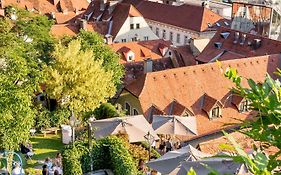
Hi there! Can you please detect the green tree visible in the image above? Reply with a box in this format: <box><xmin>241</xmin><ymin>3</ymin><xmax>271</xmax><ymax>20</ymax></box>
<box><xmin>45</xmin><ymin>40</ymin><xmax>116</xmax><ymax>116</ymax></box>
<box><xmin>76</xmin><ymin>30</ymin><xmax>124</xmax><ymax>87</ymax></box>
<box><xmin>0</xmin><ymin>7</ymin><xmax>52</xmax><ymax>172</ymax></box>
<box><xmin>93</xmin><ymin>102</ymin><xmax>125</xmax><ymax>120</ymax></box>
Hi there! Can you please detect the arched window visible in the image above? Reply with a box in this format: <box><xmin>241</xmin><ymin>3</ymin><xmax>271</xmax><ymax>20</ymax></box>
<box><xmin>125</xmin><ymin>102</ymin><xmax>131</xmax><ymax>115</ymax></box>
<box><xmin>133</xmin><ymin>109</ymin><xmax>139</xmax><ymax>115</ymax></box>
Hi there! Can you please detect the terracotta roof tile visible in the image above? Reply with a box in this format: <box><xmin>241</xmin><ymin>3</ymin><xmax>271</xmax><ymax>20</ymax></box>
<box><xmin>135</xmin><ymin>0</ymin><xmax>228</xmax><ymax>32</ymax></box>
<box><xmin>124</xmin><ymin>54</ymin><xmax>281</xmax><ymax>139</ymax></box>
<box><xmin>50</xmin><ymin>21</ymin><xmax>108</xmax><ymax>38</ymax></box>
<box><xmin>54</xmin><ymin>11</ymin><xmax>84</xmax><ymax>24</ymax></box>
<box><xmin>1</xmin><ymin>0</ymin><xmax>88</xmax><ymax>14</ymax></box>
<box><xmin>110</xmin><ymin>39</ymin><xmax>171</xmax><ymax>63</ymax></box>
<box><xmin>164</xmin><ymin>99</ymin><xmax>194</xmax><ymax>116</ymax></box>
<box><xmin>196</xmin><ymin>27</ymin><xmax>281</xmax><ymax>63</ymax></box>
<box><xmin>199</xmin><ymin>131</ymin><xmax>280</xmax><ymax>158</ymax></box>
<box><xmin>231</xmin><ymin>94</ymin><xmax>244</xmax><ymax>107</ymax></box>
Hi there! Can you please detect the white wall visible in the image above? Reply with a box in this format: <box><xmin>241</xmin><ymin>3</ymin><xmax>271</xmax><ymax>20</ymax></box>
<box><xmin>147</xmin><ymin>20</ymin><xmax>215</xmax><ymax>46</ymax></box>
<box><xmin>114</xmin><ymin>16</ymin><xmax>159</xmax><ymax>43</ymax></box>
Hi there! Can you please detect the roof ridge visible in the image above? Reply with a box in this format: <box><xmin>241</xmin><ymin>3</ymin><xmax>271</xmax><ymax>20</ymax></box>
<box><xmin>145</xmin><ymin>54</ymin><xmax>280</xmax><ymax>76</ymax></box>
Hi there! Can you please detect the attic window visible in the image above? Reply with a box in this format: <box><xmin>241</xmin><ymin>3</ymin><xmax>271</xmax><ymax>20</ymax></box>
<box><xmin>207</xmin><ymin>23</ymin><xmax>212</xmax><ymax>28</ymax></box>
<box><xmin>224</xmin><ymin>21</ymin><xmax>229</xmax><ymax>26</ymax></box>
<box><xmin>215</xmin><ymin>22</ymin><xmax>221</xmax><ymax>27</ymax></box>
<box><xmin>211</xmin><ymin>106</ymin><xmax>220</xmax><ymax>118</ymax></box>
<box><xmin>128</xmin><ymin>55</ymin><xmax>134</xmax><ymax>61</ymax></box>
<box><xmin>239</xmin><ymin>100</ymin><xmax>249</xmax><ymax>113</ymax></box>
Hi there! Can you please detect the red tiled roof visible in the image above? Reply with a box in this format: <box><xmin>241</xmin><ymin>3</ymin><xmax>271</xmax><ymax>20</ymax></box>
<box><xmin>134</xmin><ymin>0</ymin><xmax>227</xmax><ymax>32</ymax></box>
<box><xmin>109</xmin><ymin>39</ymin><xmax>172</xmax><ymax>63</ymax></box>
<box><xmin>84</xmin><ymin>0</ymin><xmax>142</xmax><ymax>39</ymax></box>
<box><xmin>164</xmin><ymin>99</ymin><xmax>194</xmax><ymax>116</ymax></box>
<box><xmin>196</xmin><ymin>27</ymin><xmax>281</xmax><ymax>63</ymax></box>
<box><xmin>124</xmin><ymin>54</ymin><xmax>281</xmax><ymax>139</ymax></box>
<box><xmin>231</xmin><ymin>94</ymin><xmax>244</xmax><ymax>107</ymax></box>
<box><xmin>50</xmin><ymin>21</ymin><xmax>108</xmax><ymax>38</ymax></box>
<box><xmin>1</xmin><ymin>0</ymin><xmax>88</xmax><ymax>14</ymax></box>
<box><xmin>54</xmin><ymin>11</ymin><xmax>84</xmax><ymax>24</ymax></box>
<box><xmin>199</xmin><ymin>131</ymin><xmax>280</xmax><ymax>158</ymax></box>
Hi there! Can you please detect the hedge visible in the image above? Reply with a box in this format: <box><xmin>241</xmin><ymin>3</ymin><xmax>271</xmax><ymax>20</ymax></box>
<box><xmin>62</xmin><ymin>142</ymin><xmax>89</xmax><ymax>175</ymax></box>
<box><xmin>92</xmin><ymin>136</ymin><xmax>138</xmax><ymax>175</ymax></box>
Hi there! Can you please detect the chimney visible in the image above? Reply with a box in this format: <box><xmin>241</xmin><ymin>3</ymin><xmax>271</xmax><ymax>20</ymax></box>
<box><xmin>79</xmin><ymin>19</ymin><xmax>87</xmax><ymax>31</ymax></box>
<box><xmin>100</xmin><ymin>0</ymin><xmax>106</xmax><ymax>11</ymax></box>
<box><xmin>144</xmin><ymin>58</ymin><xmax>153</xmax><ymax>74</ymax></box>
<box><xmin>105</xmin><ymin>34</ymin><xmax>113</xmax><ymax>44</ymax></box>
<box><xmin>108</xmin><ymin>1</ymin><xmax>118</xmax><ymax>14</ymax></box>
<box><xmin>233</xmin><ymin>32</ymin><xmax>240</xmax><ymax>44</ymax></box>
<box><xmin>52</xmin><ymin>0</ymin><xmax>60</xmax><ymax>6</ymax></box>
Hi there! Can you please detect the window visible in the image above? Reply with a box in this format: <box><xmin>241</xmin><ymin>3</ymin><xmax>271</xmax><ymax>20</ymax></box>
<box><xmin>136</xmin><ymin>23</ymin><xmax>140</xmax><ymax>29</ymax></box>
<box><xmin>144</xmin><ymin>36</ymin><xmax>149</xmax><ymax>41</ymax></box>
<box><xmin>184</xmin><ymin>36</ymin><xmax>190</xmax><ymax>45</ymax></box>
<box><xmin>130</xmin><ymin>24</ymin><xmax>134</xmax><ymax>30</ymax></box>
<box><xmin>125</xmin><ymin>102</ymin><xmax>131</xmax><ymax>115</ymax></box>
<box><xmin>121</xmin><ymin>39</ymin><xmax>126</xmax><ymax>42</ymax></box>
<box><xmin>156</xmin><ymin>28</ymin><xmax>159</xmax><ymax>36</ymax></box>
<box><xmin>163</xmin><ymin>30</ymin><xmax>166</xmax><ymax>39</ymax></box>
<box><xmin>240</xmin><ymin>100</ymin><xmax>249</xmax><ymax>112</ymax></box>
<box><xmin>131</xmin><ymin>37</ymin><xmax>137</xmax><ymax>41</ymax></box>
<box><xmin>169</xmin><ymin>32</ymin><xmax>173</xmax><ymax>41</ymax></box>
<box><xmin>133</xmin><ymin>109</ymin><xmax>139</xmax><ymax>115</ymax></box>
<box><xmin>149</xmin><ymin>25</ymin><xmax>152</xmax><ymax>30</ymax></box>
<box><xmin>176</xmin><ymin>33</ymin><xmax>180</xmax><ymax>43</ymax></box>
<box><xmin>211</xmin><ymin>106</ymin><xmax>220</xmax><ymax>118</ymax></box>
<box><xmin>128</xmin><ymin>55</ymin><xmax>134</xmax><ymax>61</ymax></box>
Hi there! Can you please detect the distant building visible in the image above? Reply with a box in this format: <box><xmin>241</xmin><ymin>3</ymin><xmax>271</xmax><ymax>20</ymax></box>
<box><xmin>195</xmin><ymin>27</ymin><xmax>281</xmax><ymax>64</ymax></box>
<box><xmin>81</xmin><ymin>0</ymin><xmax>158</xmax><ymax>43</ymax></box>
<box><xmin>231</xmin><ymin>1</ymin><xmax>281</xmax><ymax>40</ymax></box>
<box><xmin>129</xmin><ymin>0</ymin><xmax>231</xmax><ymax>46</ymax></box>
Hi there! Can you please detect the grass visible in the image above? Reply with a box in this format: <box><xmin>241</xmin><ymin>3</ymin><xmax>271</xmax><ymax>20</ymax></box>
<box><xmin>18</xmin><ymin>134</ymin><xmax>64</xmax><ymax>170</ymax></box>
<box><xmin>30</xmin><ymin>134</ymin><xmax>64</xmax><ymax>161</ymax></box>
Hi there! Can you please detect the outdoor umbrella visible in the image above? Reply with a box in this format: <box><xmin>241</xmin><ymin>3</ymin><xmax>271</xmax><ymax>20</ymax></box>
<box><xmin>172</xmin><ymin>157</ymin><xmax>245</xmax><ymax>175</ymax></box>
<box><xmin>91</xmin><ymin>115</ymin><xmax>159</xmax><ymax>143</ymax></box>
<box><xmin>152</xmin><ymin>115</ymin><xmax>198</xmax><ymax>136</ymax></box>
<box><xmin>146</xmin><ymin>145</ymin><xmax>211</xmax><ymax>174</ymax></box>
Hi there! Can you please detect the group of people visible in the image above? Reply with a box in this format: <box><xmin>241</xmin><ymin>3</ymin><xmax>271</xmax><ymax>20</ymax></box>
<box><xmin>42</xmin><ymin>153</ymin><xmax>63</xmax><ymax>175</ymax></box>
<box><xmin>158</xmin><ymin>138</ymin><xmax>182</xmax><ymax>155</ymax></box>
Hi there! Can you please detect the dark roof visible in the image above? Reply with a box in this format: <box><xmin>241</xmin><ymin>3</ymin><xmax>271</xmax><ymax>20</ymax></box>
<box><xmin>196</xmin><ymin>27</ymin><xmax>281</xmax><ymax>63</ymax></box>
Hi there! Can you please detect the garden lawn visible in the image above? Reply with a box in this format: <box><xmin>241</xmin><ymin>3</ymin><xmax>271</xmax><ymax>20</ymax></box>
<box><xmin>30</xmin><ymin>134</ymin><xmax>64</xmax><ymax>161</ymax></box>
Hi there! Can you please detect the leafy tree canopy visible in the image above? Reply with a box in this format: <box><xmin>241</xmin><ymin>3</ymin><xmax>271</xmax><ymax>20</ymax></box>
<box><xmin>45</xmin><ymin>40</ymin><xmax>116</xmax><ymax>115</ymax></box>
<box><xmin>0</xmin><ymin>7</ymin><xmax>54</xmax><ymax>152</ymax></box>
<box><xmin>63</xmin><ymin>30</ymin><xmax>124</xmax><ymax>87</ymax></box>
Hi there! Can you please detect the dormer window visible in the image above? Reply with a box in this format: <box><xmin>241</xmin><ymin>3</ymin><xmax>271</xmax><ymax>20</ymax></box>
<box><xmin>126</xmin><ymin>50</ymin><xmax>135</xmax><ymax>62</ymax></box>
<box><xmin>202</xmin><ymin>94</ymin><xmax>223</xmax><ymax>119</ymax></box>
<box><xmin>211</xmin><ymin>106</ymin><xmax>220</xmax><ymax>118</ymax></box>
<box><xmin>133</xmin><ymin>108</ymin><xmax>139</xmax><ymax>115</ymax></box>
<box><xmin>239</xmin><ymin>100</ymin><xmax>249</xmax><ymax>112</ymax></box>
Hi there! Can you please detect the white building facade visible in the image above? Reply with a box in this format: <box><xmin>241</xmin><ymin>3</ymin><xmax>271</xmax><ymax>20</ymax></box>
<box><xmin>114</xmin><ymin>16</ymin><xmax>159</xmax><ymax>43</ymax></box>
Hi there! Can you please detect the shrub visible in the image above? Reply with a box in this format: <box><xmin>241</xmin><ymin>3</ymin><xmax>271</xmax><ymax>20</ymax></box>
<box><xmin>92</xmin><ymin>136</ymin><xmax>138</xmax><ymax>175</ymax></box>
<box><xmin>62</xmin><ymin>143</ymin><xmax>89</xmax><ymax>175</ymax></box>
